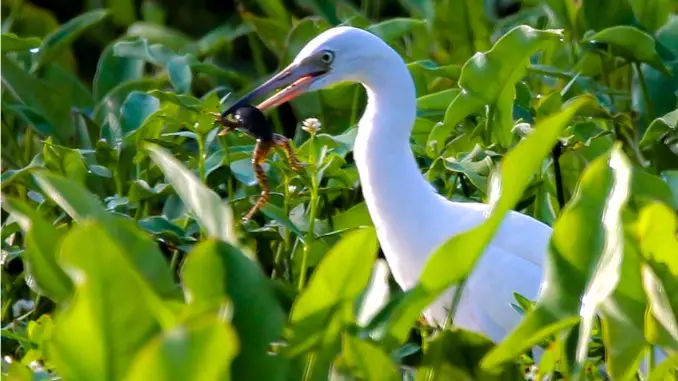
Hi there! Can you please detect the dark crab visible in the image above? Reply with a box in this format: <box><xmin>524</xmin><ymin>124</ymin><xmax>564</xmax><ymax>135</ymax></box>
<box><xmin>214</xmin><ymin>105</ymin><xmax>304</xmax><ymax>221</ymax></box>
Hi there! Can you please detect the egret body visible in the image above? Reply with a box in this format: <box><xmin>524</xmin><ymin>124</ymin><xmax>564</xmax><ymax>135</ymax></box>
<box><xmin>223</xmin><ymin>26</ymin><xmax>552</xmax><ymax>343</ymax></box>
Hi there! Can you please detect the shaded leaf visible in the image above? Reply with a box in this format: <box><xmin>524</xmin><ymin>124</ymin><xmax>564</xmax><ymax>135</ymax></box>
<box><xmin>585</xmin><ymin>25</ymin><xmax>671</xmax><ymax>75</ymax></box>
<box><xmin>33</xmin><ymin>10</ymin><xmax>109</xmax><ymax>72</ymax></box>
<box><xmin>93</xmin><ymin>39</ymin><xmax>145</xmax><ymax>101</ymax></box>
<box><xmin>124</xmin><ymin>318</ymin><xmax>238</xmax><ymax>381</ymax></box>
<box><xmin>48</xmin><ymin>221</ymin><xmax>164</xmax><ymax>381</ymax></box>
<box><xmin>1</xmin><ymin>33</ymin><xmax>41</xmax><ymax>52</ymax></box>
<box><xmin>181</xmin><ymin>239</ymin><xmax>285</xmax><ymax>381</ymax></box>
<box><xmin>146</xmin><ymin>144</ymin><xmax>238</xmax><ymax>249</ymax></box>
<box><xmin>0</xmin><ymin>197</ymin><xmax>73</xmax><ymax>302</ymax></box>
<box><xmin>418</xmin><ymin>329</ymin><xmax>522</xmax><ymax>381</ymax></box>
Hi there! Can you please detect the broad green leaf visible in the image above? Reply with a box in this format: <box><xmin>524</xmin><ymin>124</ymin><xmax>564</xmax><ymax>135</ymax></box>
<box><xmin>428</xmin><ymin>26</ymin><xmax>564</xmax><ymax>154</ymax></box>
<box><xmin>1</xmin><ymin>33</ymin><xmax>41</xmax><ymax>52</ymax></box>
<box><xmin>407</xmin><ymin>60</ymin><xmax>462</xmax><ymax>81</ymax></box>
<box><xmin>366</xmin><ymin>18</ymin><xmax>425</xmax><ymax>43</ymax></box>
<box><xmin>1</xmin><ymin>56</ymin><xmax>72</xmax><ymax>142</ymax></box>
<box><xmin>42</xmin><ymin>139</ymin><xmax>87</xmax><ymax>185</ymax></box>
<box><xmin>628</xmin><ymin>0</ymin><xmax>673</xmax><ymax>33</ymax></box>
<box><xmin>599</xmin><ymin>238</ymin><xmax>648</xmax><ymax>380</ymax></box>
<box><xmin>48</xmin><ymin>221</ymin><xmax>163</xmax><ymax>381</ymax></box>
<box><xmin>93</xmin><ymin>40</ymin><xmax>145</xmax><ymax>101</ymax></box>
<box><xmin>384</xmin><ymin>96</ymin><xmax>589</xmax><ymax>346</ymax></box>
<box><xmin>640</xmin><ymin>109</ymin><xmax>678</xmax><ymax>149</ymax></box>
<box><xmin>106</xmin><ymin>0</ymin><xmax>135</xmax><ymax>26</ymax></box>
<box><xmin>580</xmin><ymin>0</ymin><xmax>636</xmax><ymax>31</ymax></box>
<box><xmin>482</xmin><ymin>145</ymin><xmax>634</xmax><ymax>370</ymax></box>
<box><xmin>94</xmin><ymin>77</ymin><xmax>166</xmax><ymax>128</ymax></box>
<box><xmin>0</xmin><ymin>197</ymin><xmax>73</xmax><ymax>303</ymax></box>
<box><xmin>336</xmin><ymin>336</ymin><xmax>399</xmax><ymax>381</ymax></box>
<box><xmin>433</xmin><ymin>0</ymin><xmax>491</xmax><ymax>63</ymax></box>
<box><xmin>242</xmin><ymin>14</ymin><xmax>288</xmax><ymax>56</ymax></box>
<box><xmin>124</xmin><ymin>318</ymin><xmax>238</xmax><ymax>381</ymax></box>
<box><xmin>637</xmin><ymin>203</ymin><xmax>678</xmax><ymax>346</ymax></box>
<box><xmin>42</xmin><ymin>64</ymin><xmax>94</xmax><ymax>110</ymax></box>
<box><xmin>288</xmin><ymin>227</ymin><xmax>379</xmax><ymax>348</ymax></box>
<box><xmin>32</xmin><ymin>10</ymin><xmax>109</xmax><ymax>72</ymax></box>
<box><xmin>417</xmin><ymin>329</ymin><xmax>522</xmax><ymax>381</ymax></box>
<box><xmin>31</xmin><ymin>171</ymin><xmax>179</xmax><ymax>299</ymax></box>
<box><xmin>148</xmin><ymin>89</ymin><xmax>202</xmax><ymax>111</ymax></box>
<box><xmin>120</xmin><ymin>91</ymin><xmax>160</xmax><ymax>137</ymax></box>
<box><xmin>126</xmin><ymin>22</ymin><xmax>194</xmax><ymax>52</ymax></box>
<box><xmin>417</xmin><ymin>89</ymin><xmax>461</xmax><ymax>111</ymax></box>
<box><xmin>181</xmin><ymin>239</ymin><xmax>285</xmax><ymax>381</ymax></box>
<box><xmin>648</xmin><ymin>353</ymin><xmax>678</xmax><ymax>381</ymax></box>
<box><xmin>137</xmin><ymin>216</ymin><xmax>185</xmax><ymax>242</ymax></box>
<box><xmin>146</xmin><ymin>144</ymin><xmax>238</xmax><ymax>248</ymax></box>
<box><xmin>166</xmin><ymin>55</ymin><xmax>192</xmax><ymax>94</ymax></box>
<box><xmin>585</xmin><ymin>26</ymin><xmax>671</xmax><ymax>76</ymax></box>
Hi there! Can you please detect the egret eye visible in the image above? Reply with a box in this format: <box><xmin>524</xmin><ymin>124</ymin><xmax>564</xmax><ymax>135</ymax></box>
<box><xmin>320</xmin><ymin>50</ymin><xmax>334</xmax><ymax>64</ymax></box>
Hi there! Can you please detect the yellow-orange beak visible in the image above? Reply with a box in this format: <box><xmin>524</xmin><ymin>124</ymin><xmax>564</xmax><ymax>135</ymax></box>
<box><xmin>220</xmin><ymin>60</ymin><xmax>328</xmax><ymax>119</ymax></box>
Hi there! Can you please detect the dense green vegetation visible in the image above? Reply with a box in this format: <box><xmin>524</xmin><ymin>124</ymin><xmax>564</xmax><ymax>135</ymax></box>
<box><xmin>2</xmin><ymin>0</ymin><xmax>678</xmax><ymax>380</ymax></box>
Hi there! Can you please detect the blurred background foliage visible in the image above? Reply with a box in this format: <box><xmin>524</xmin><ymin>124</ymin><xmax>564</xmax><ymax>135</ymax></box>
<box><xmin>2</xmin><ymin>0</ymin><xmax>678</xmax><ymax>380</ymax></box>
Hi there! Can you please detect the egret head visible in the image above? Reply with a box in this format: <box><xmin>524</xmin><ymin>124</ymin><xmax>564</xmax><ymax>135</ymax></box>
<box><xmin>221</xmin><ymin>26</ymin><xmax>391</xmax><ymax>117</ymax></box>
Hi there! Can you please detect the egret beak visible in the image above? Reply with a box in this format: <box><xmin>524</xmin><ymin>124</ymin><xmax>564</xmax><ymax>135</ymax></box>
<box><xmin>220</xmin><ymin>60</ymin><xmax>328</xmax><ymax>118</ymax></box>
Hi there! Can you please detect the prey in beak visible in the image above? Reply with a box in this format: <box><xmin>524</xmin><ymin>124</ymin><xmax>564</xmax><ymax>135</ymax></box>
<box><xmin>214</xmin><ymin>50</ymin><xmax>332</xmax><ymax>128</ymax></box>
<box><xmin>211</xmin><ymin>52</ymin><xmax>331</xmax><ymax>221</ymax></box>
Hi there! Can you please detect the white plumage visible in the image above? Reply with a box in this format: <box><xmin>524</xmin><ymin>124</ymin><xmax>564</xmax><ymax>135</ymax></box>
<box><xmin>227</xmin><ymin>26</ymin><xmax>552</xmax><ymax>344</ymax></box>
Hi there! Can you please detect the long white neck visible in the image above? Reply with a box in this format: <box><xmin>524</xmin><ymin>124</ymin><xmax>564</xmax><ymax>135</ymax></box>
<box><xmin>353</xmin><ymin>50</ymin><xmax>445</xmax><ymax>279</ymax></box>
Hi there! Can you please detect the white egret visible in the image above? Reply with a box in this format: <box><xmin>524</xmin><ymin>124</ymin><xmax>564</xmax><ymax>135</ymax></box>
<box><xmin>222</xmin><ymin>26</ymin><xmax>551</xmax><ymax>344</ymax></box>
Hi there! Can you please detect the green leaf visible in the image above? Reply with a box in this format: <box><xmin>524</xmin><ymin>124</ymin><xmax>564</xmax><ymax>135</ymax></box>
<box><xmin>585</xmin><ymin>26</ymin><xmax>671</xmax><ymax>76</ymax></box>
<box><xmin>637</xmin><ymin>203</ymin><xmax>678</xmax><ymax>347</ymax></box>
<box><xmin>1</xmin><ymin>56</ymin><xmax>72</xmax><ymax>142</ymax></box>
<box><xmin>599</xmin><ymin>237</ymin><xmax>648</xmax><ymax>380</ymax></box>
<box><xmin>181</xmin><ymin>239</ymin><xmax>285</xmax><ymax>381</ymax></box>
<box><xmin>166</xmin><ymin>55</ymin><xmax>192</xmax><ymax>94</ymax></box>
<box><xmin>32</xmin><ymin>10</ymin><xmax>109</xmax><ymax>72</ymax></box>
<box><xmin>640</xmin><ymin>108</ymin><xmax>678</xmax><ymax>149</ymax></box>
<box><xmin>417</xmin><ymin>329</ymin><xmax>522</xmax><ymax>381</ymax></box>
<box><xmin>120</xmin><ymin>91</ymin><xmax>160</xmax><ymax>137</ymax></box>
<box><xmin>384</xmin><ymin>96</ymin><xmax>589</xmax><ymax>346</ymax></box>
<box><xmin>0</xmin><ymin>197</ymin><xmax>73</xmax><ymax>303</ymax></box>
<box><xmin>366</xmin><ymin>18</ymin><xmax>425</xmax><ymax>43</ymax></box>
<box><xmin>124</xmin><ymin>318</ymin><xmax>238</xmax><ymax>381</ymax></box>
<box><xmin>417</xmin><ymin>89</ymin><xmax>461</xmax><ymax>111</ymax></box>
<box><xmin>93</xmin><ymin>40</ymin><xmax>145</xmax><ymax>101</ymax></box>
<box><xmin>648</xmin><ymin>353</ymin><xmax>678</xmax><ymax>381</ymax></box>
<box><xmin>126</xmin><ymin>22</ymin><xmax>194</xmax><ymax>52</ymax></box>
<box><xmin>31</xmin><ymin>171</ymin><xmax>179</xmax><ymax>299</ymax></box>
<box><xmin>42</xmin><ymin>64</ymin><xmax>94</xmax><ymax>110</ymax></box>
<box><xmin>1</xmin><ymin>32</ymin><xmax>41</xmax><ymax>52</ymax></box>
<box><xmin>48</xmin><ymin>221</ymin><xmax>164</xmax><ymax>381</ymax></box>
<box><xmin>482</xmin><ymin>145</ymin><xmax>634</xmax><ymax>370</ymax></box>
<box><xmin>242</xmin><ymin>14</ymin><xmax>288</xmax><ymax>56</ymax></box>
<box><xmin>148</xmin><ymin>89</ymin><xmax>202</xmax><ymax>111</ymax></box>
<box><xmin>288</xmin><ymin>227</ymin><xmax>379</xmax><ymax>349</ymax></box>
<box><xmin>428</xmin><ymin>26</ymin><xmax>564</xmax><ymax>154</ymax></box>
<box><xmin>137</xmin><ymin>216</ymin><xmax>185</xmax><ymax>242</ymax></box>
<box><xmin>146</xmin><ymin>144</ymin><xmax>238</xmax><ymax>249</ymax></box>
<box><xmin>336</xmin><ymin>336</ymin><xmax>399</xmax><ymax>381</ymax></box>
<box><xmin>580</xmin><ymin>0</ymin><xmax>636</xmax><ymax>31</ymax></box>
<box><xmin>628</xmin><ymin>0</ymin><xmax>673</xmax><ymax>33</ymax></box>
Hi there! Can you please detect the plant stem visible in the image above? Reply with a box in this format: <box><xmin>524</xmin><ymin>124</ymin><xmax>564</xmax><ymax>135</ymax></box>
<box><xmin>301</xmin><ymin>352</ymin><xmax>317</xmax><ymax>381</ymax></box>
<box><xmin>635</xmin><ymin>62</ymin><xmax>655</xmax><ymax>120</ymax></box>
<box><xmin>552</xmin><ymin>142</ymin><xmax>565</xmax><ymax>210</ymax></box>
<box><xmin>197</xmin><ymin>133</ymin><xmax>207</xmax><ymax>183</ymax></box>
<box><xmin>298</xmin><ymin>135</ymin><xmax>319</xmax><ymax>290</ymax></box>
<box><xmin>442</xmin><ymin>278</ymin><xmax>467</xmax><ymax>330</ymax></box>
